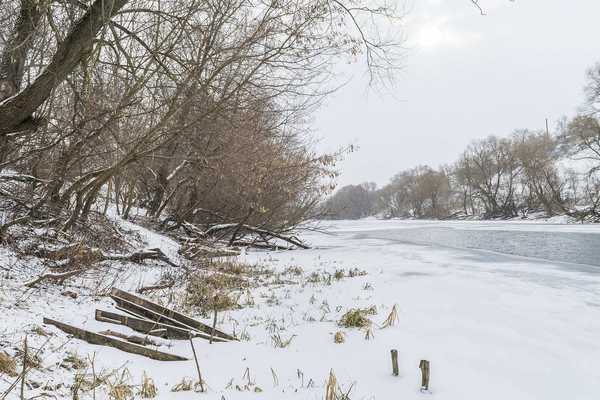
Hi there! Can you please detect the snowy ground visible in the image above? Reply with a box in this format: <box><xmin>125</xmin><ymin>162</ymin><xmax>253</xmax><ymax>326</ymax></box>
<box><xmin>1</xmin><ymin>218</ymin><xmax>600</xmax><ymax>399</ymax></box>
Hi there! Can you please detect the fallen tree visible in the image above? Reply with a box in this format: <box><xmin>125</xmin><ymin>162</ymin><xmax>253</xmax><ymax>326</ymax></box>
<box><xmin>25</xmin><ymin>246</ymin><xmax>183</xmax><ymax>287</ymax></box>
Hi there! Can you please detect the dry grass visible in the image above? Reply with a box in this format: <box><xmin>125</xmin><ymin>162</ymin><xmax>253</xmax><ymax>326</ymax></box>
<box><xmin>283</xmin><ymin>265</ymin><xmax>304</xmax><ymax>276</ymax></box>
<box><xmin>334</xmin><ymin>331</ymin><xmax>345</xmax><ymax>344</ymax></box>
<box><xmin>108</xmin><ymin>369</ymin><xmax>133</xmax><ymax>400</ymax></box>
<box><xmin>348</xmin><ymin>268</ymin><xmax>367</xmax><ymax>277</ymax></box>
<box><xmin>185</xmin><ymin>272</ymin><xmax>246</xmax><ymax>314</ymax></box>
<box><xmin>325</xmin><ymin>370</ymin><xmax>337</xmax><ymax>400</ymax></box>
<box><xmin>364</xmin><ymin>327</ymin><xmax>374</xmax><ymax>340</ymax></box>
<box><xmin>333</xmin><ymin>269</ymin><xmax>345</xmax><ymax>280</ymax></box>
<box><xmin>338</xmin><ymin>306</ymin><xmax>377</xmax><ymax>328</ymax></box>
<box><xmin>109</xmin><ymin>383</ymin><xmax>133</xmax><ymax>400</ymax></box>
<box><xmin>380</xmin><ymin>304</ymin><xmax>399</xmax><ymax>329</ymax></box>
<box><xmin>171</xmin><ymin>377</ymin><xmax>193</xmax><ymax>392</ymax></box>
<box><xmin>62</xmin><ymin>352</ymin><xmax>87</xmax><ymax>370</ymax></box>
<box><xmin>15</xmin><ymin>346</ymin><xmax>42</xmax><ymax>370</ymax></box>
<box><xmin>271</xmin><ymin>332</ymin><xmax>296</xmax><ymax>348</ymax></box>
<box><xmin>31</xmin><ymin>325</ymin><xmax>50</xmax><ymax>337</ymax></box>
<box><xmin>325</xmin><ymin>369</ymin><xmax>354</xmax><ymax>400</ymax></box>
<box><xmin>138</xmin><ymin>372</ymin><xmax>157</xmax><ymax>398</ymax></box>
<box><xmin>0</xmin><ymin>351</ymin><xmax>17</xmax><ymax>377</ymax></box>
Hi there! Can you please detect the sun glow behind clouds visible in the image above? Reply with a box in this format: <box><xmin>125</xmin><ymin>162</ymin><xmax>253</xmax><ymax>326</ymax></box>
<box><xmin>411</xmin><ymin>15</ymin><xmax>483</xmax><ymax>49</ymax></box>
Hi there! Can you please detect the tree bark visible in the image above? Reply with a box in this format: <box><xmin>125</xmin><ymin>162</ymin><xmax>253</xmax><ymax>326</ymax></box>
<box><xmin>0</xmin><ymin>0</ymin><xmax>129</xmax><ymax>134</ymax></box>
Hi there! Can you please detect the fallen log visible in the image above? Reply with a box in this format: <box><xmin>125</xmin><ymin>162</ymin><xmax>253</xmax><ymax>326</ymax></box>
<box><xmin>42</xmin><ymin>318</ymin><xmax>188</xmax><ymax>361</ymax></box>
<box><xmin>95</xmin><ymin>310</ymin><xmax>228</xmax><ymax>342</ymax></box>
<box><xmin>110</xmin><ymin>288</ymin><xmax>236</xmax><ymax>341</ymax></box>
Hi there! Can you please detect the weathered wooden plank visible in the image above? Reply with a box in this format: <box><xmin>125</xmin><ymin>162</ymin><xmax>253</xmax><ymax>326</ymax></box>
<box><xmin>110</xmin><ymin>288</ymin><xmax>236</xmax><ymax>341</ymax></box>
<box><xmin>42</xmin><ymin>318</ymin><xmax>188</xmax><ymax>361</ymax></box>
<box><xmin>95</xmin><ymin>310</ymin><xmax>229</xmax><ymax>342</ymax></box>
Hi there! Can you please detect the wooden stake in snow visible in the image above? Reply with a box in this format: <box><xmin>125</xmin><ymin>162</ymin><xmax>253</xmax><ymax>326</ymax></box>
<box><xmin>419</xmin><ymin>360</ymin><xmax>430</xmax><ymax>391</ymax></box>
<box><xmin>390</xmin><ymin>349</ymin><xmax>399</xmax><ymax>376</ymax></box>
<box><xmin>20</xmin><ymin>336</ymin><xmax>27</xmax><ymax>400</ymax></box>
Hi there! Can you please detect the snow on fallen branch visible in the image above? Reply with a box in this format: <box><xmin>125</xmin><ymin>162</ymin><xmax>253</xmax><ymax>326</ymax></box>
<box><xmin>25</xmin><ymin>246</ymin><xmax>184</xmax><ymax>287</ymax></box>
<box><xmin>203</xmin><ymin>223</ymin><xmax>309</xmax><ymax>249</ymax></box>
<box><xmin>24</xmin><ymin>269</ymin><xmax>83</xmax><ymax>288</ymax></box>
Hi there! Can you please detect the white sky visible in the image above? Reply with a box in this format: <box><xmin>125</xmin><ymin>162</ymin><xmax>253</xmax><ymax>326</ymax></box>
<box><xmin>314</xmin><ymin>0</ymin><xmax>600</xmax><ymax>187</ymax></box>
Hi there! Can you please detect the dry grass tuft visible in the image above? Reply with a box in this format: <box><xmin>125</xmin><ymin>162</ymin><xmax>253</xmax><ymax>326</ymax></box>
<box><xmin>325</xmin><ymin>370</ymin><xmax>337</xmax><ymax>400</ymax></box>
<box><xmin>109</xmin><ymin>383</ymin><xmax>133</xmax><ymax>400</ymax></box>
<box><xmin>62</xmin><ymin>352</ymin><xmax>87</xmax><ymax>370</ymax></box>
<box><xmin>380</xmin><ymin>304</ymin><xmax>399</xmax><ymax>329</ymax></box>
<box><xmin>348</xmin><ymin>268</ymin><xmax>367</xmax><ymax>277</ymax></box>
<box><xmin>31</xmin><ymin>325</ymin><xmax>50</xmax><ymax>337</ymax></box>
<box><xmin>185</xmin><ymin>272</ymin><xmax>247</xmax><ymax>314</ymax></box>
<box><xmin>108</xmin><ymin>369</ymin><xmax>133</xmax><ymax>400</ymax></box>
<box><xmin>211</xmin><ymin>259</ymin><xmax>248</xmax><ymax>275</ymax></box>
<box><xmin>138</xmin><ymin>372</ymin><xmax>157</xmax><ymax>398</ymax></box>
<box><xmin>364</xmin><ymin>327</ymin><xmax>374</xmax><ymax>340</ymax></box>
<box><xmin>284</xmin><ymin>265</ymin><xmax>304</xmax><ymax>276</ymax></box>
<box><xmin>333</xmin><ymin>331</ymin><xmax>345</xmax><ymax>344</ymax></box>
<box><xmin>0</xmin><ymin>351</ymin><xmax>17</xmax><ymax>377</ymax></box>
<box><xmin>338</xmin><ymin>306</ymin><xmax>377</xmax><ymax>328</ymax></box>
<box><xmin>324</xmin><ymin>369</ymin><xmax>354</xmax><ymax>400</ymax></box>
<box><xmin>171</xmin><ymin>377</ymin><xmax>193</xmax><ymax>392</ymax></box>
<box><xmin>271</xmin><ymin>332</ymin><xmax>296</xmax><ymax>348</ymax></box>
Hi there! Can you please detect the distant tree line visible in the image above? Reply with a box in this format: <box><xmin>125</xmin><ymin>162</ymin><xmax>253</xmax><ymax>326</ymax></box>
<box><xmin>321</xmin><ymin>63</ymin><xmax>600</xmax><ymax>222</ymax></box>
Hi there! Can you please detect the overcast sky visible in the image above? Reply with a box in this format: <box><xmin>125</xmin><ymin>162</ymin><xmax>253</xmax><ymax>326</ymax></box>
<box><xmin>314</xmin><ymin>0</ymin><xmax>600</xmax><ymax>187</ymax></box>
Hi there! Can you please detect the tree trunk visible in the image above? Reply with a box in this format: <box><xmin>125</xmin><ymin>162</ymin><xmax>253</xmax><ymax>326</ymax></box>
<box><xmin>0</xmin><ymin>0</ymin><xmax>130</xmax><ymax>134</ymax></box>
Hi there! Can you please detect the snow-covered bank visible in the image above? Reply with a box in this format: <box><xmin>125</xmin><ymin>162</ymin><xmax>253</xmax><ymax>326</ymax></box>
<box><xmin>2</xmin><ymin>219</ymin><xmax>600</xmax><ymax>399</ymax></box>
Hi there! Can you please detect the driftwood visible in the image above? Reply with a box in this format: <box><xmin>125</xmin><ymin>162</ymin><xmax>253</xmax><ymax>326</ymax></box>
<box><xmin>42</xmin><ymin>318</ymin><xmax>188</xmax><ymax>361</ymax></box>
<box><xmin>95</xmin><ymin>309</ymin><xmax>228</xmax><ymax>342</ymax></box>
<box><xmin>110</xmin><ymin>288</ymin><xmax>236</xmax><ymax>341</ymax></box>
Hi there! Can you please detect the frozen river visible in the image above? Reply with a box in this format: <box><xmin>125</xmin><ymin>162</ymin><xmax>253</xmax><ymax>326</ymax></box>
<box><xmin>324</xmin><ymin>219</ymin><xmax>600</xmax><ymax>271</ymax></box>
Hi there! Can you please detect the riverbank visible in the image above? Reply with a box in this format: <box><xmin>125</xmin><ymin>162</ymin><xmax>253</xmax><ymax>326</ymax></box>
<box><xmin>1</xmin><ymin>219</ymin><xmax>599</xmax><ymax>399</ymax></box>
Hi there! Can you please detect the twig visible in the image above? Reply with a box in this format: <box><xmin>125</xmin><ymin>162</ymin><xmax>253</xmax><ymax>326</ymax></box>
<box><xmin>209</xmin><ymin>307</ymin><xmax>217</xmax><ymax>345</ymax></box>
<box><xmin>20</xmin><ymin>336</ymin><xmax>27</xmax><ymax>400</ymax></box>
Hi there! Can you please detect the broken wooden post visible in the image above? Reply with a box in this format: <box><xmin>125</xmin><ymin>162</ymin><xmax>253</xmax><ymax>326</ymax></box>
<box><xmin>419</xmin><ymin>360</ymin><xmax>430</xmax><ymax>391</ymax></box>
<box><xmin>390</xmin><ymin>349</ymin><xmax>399</xmax><ymax>376</ymax></box>
<box><xmin>20</xmin><ymin>336</ymin><xmax>27</xmax><ymax>400</ymax></box>
<box><xmin>189</xmin><ymin>335</ymin><xmax>204</xmax><ymax>392</ymax></box>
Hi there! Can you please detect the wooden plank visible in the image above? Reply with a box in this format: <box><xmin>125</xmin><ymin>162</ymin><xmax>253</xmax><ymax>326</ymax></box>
<box><xmin>42</xmin><ymin>318</ymin><xmax>188</xmax><ymax>361</ymax></box>
<box><xmin>110</xmin><ymin>288</ymin><xmax>236</xmax><ymax>341</ymax></box>
<box><xmin>95</xmin><ymin>310</ymin><xmax>229</xmax><ymax>342</ymax></box>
